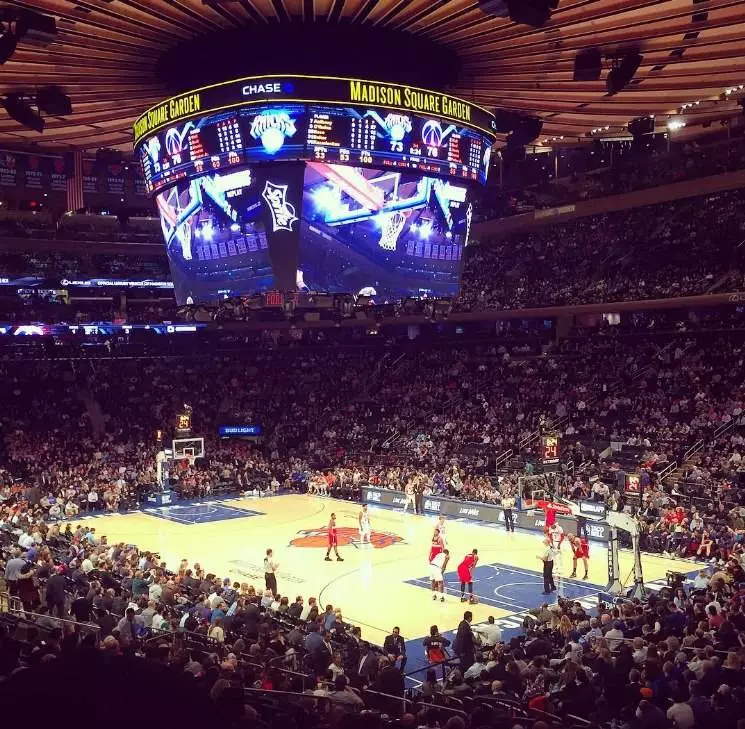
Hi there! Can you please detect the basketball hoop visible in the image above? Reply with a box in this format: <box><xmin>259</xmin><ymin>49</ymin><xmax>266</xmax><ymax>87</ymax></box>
<box><xmin>378</xmin><ymin>211</ymin><xmax>406</xmax><ymax>251</ymax></box>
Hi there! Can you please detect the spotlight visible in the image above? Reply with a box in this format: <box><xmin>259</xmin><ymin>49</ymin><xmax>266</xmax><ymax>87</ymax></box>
<box><xmin>606</xmin><ymin>51</ymin><xmax>643</xmax><ymax>95</ymax></box>
<box><xmin>2</xmin><ymin>92</ymin><xmax>43</xmax><ymax>132</ymax></box>
<box><xmin>36</xmin><ymin>86</ymin><xmax>72</xmax><ymax>116</ymax></box>
<box><xmin>666</xmin><ymin>118</ymin><xmax>686</xmax><ymax>131</ymax></box>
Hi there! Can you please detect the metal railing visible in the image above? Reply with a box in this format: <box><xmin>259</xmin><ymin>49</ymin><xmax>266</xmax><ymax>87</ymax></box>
<box><xmin>0</xmin><ymin>597</ymin><xmax>101</xmax><ymax>641</ymax></box>
<box><xmin>0</xmin><ymin>591</ymin><xmax>22</xmax><ymax>614</ymax></box>
<box><xmin>494</xmin><ymin>448</ymin><xmax>513</xmax><ymax>471</ymax></box>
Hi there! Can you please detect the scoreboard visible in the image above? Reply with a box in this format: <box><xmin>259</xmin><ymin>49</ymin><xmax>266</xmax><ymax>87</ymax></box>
<box><xmin>134</xmin><ymin>75</ymin><xmax>496</xmax><ymax>195</ymax></box>
<box><xmin>541</xmin><ymin>434</ymin><xmax>560</xmax><ymax>472</ymax></box>
<box><xmin>306</xmin><ymin>105</ymin><xmax>490</xmax><ymax>183</ymax></box>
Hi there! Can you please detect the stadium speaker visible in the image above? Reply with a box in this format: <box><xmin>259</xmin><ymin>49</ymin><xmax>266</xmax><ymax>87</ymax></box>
<box><xmin>0</xmin><ymin>30</ymin><xmax>18</xmax><ymax>64</ymax></box>
<box><xmin>606</xmin><ymin>52</ymin><xmax>643</xmax><ymax>95</ymax></box>
<box><xmin>12</xmin><ymin>8</ymin><xmax>57</xmax><ymax>37</ymax></box>
<box><xmin>493</xmin><ymin>109</ymin><xmax>521</xmax><ymax>133</ymax></box>
<box><xmin>628</xmin><ymin>116</ymin><xmax>655</xmax><ymax>137</ymax></box>
<box><xmin>512</xmin><ymin>116</ymin><xmax>543</xmax><ymax>144</ymax></box>
<box><xmin>574</xmin><ymin>49</ymin><xmax>602</xmax><ymax>81</ymax></box>
<box><xmin>37</xmin><ymin>86</ymin><xmax>72</xmax><ymax>116</ymax></box>
<box><xmin>96</xmin><ymin>148</ymin><xmax>124</xmax><ymax>166</ymax></box>
<box><xmin>479</xmin><ymin>0</ymin><xmax>559</xmax><ymax>27</ymax></box>
<box><xmin>2</xmin><ymin>93</ymin><xmax>44</xmax><ymax>133</ymax></box>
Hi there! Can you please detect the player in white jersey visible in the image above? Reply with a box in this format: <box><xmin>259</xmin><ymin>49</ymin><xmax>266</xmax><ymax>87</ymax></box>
<box><xmin>358</xmin><ymin>504</ymin><xmax>372</xmax><ymax>546</ymax></box>
<box><xmin>403</xmin><ymin>480</ymin><xmax>416</xmax><ymax>513</ymax></box>
<box><xmin>436</xmin><ymin>515</ymin><xmax>448</xmax><ymax>547</ymax></box>
<box><xmin>429</xmin><ymin>549</ymin><xmax>450</xmax><ymax>602</ymax></box>
<box><xmin>547</xmin><ymin>523</ymin><xmax>565</xmax><ymax>551</ymax></box>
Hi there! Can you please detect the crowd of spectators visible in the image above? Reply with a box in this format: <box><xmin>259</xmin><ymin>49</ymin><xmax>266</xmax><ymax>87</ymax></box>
<box><xmin>477</xmin><ymin>135</ymin><xmax>745</xmax><ymax>219</ymax></box>
<box><xmin>2</xmin><ymin>135</ymin><xmax>745</xmax><ymax>727</ymax></box>
<box><xmin>461</xmin><ymin>188</ymin><xmax>745</xmax><ymax>312</ymax></box>
<box><xmin>3</xmin><ymin>466</ymin><xmax>745</xmax><ymax>729</ymax></box>
<box><xmin>0</xmin><ymin>324</ymin><xmax>742</xmax><ymax>727</ymax></box>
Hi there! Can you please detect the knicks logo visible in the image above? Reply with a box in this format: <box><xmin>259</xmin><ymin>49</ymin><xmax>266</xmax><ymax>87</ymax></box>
<box><xmin>290</xmin><ymin>527</ymin><xmax>403</xmax><ymax>550</ymax></box>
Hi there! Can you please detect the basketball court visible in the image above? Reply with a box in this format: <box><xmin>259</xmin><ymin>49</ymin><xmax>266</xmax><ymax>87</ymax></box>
<box><xmin>76</xmin><ymin>493</ymin><xmax>698</xmax><ymax>658</ymax></box>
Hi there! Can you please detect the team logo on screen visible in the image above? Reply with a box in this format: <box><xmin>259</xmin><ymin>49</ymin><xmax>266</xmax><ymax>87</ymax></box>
<box><xmin>249</xmin><ymin>111</ymin><xmax>297</xmax><ymax>154</ymax></box>
<box><xmin>262</xmin><ymin>181</ymin><xmax>298</xmax><ymax>232</ymax></box>
<box><xmin>289</xmin><ymin>527</ymin><xmax>404</xmax><ymax>550</ymax></box>
<box><xmin>383</xmin><ymin>113</ymin><xmax>412</xmax><ymax>141</ymax></box>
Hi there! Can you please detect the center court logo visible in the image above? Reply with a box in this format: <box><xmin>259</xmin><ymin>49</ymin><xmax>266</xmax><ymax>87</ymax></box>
<box><xmin>290</xmin><ymin>527</ymin><xmax>403</xmax><ymax>550</ymax></box>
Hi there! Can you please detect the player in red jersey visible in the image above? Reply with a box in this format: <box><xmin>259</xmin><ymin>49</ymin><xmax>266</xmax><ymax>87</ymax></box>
<box><xmin>325</xmin><ymin>513</ymin><xmax>344</xmax><ymax>562</ymax></box>
<box><xmin>543</xmin><ymin>502</ymin><xmax>557</xmax><ymax>533</ymax></box>
<box><xmin>569</xmin><ymin>534</ymin><xmax>589</xmax><ymax>579</ymax></box>
<box><xmin>457</xmin><ymin>549</ymin><xmax>479</xmax><ymax>604</ymax></box>
<box><xmin>429</xmin><ymin>528</ymin><xmax>444</xmax><ymax>564</ymax></box>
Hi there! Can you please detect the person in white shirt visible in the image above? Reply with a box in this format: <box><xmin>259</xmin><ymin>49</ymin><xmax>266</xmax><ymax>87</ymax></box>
<box><xmin>149</xmin><ymin>579</ymin><xmax>163</xmax><ymax>602</ymax></box>
<box><xmin>605</xmin><ymin>621</ymin><xmax>625</xmax><ymax>650</ymax></box>
<box><xmin>17</xmin><ymin>531</ymin><xmax>35</xmax><ymax>550</ymax></box>
<box><xmin>429</xmin><ymin>549</ymin><xmax>450</xmax><ymax>603</ymax></box>
<box><xmin>87</xmin><ymin>489</ymin><xmax>99</xmax><ymax>511</ymax></box>
<box><xmin>472</xmin><ymin>616</ymin><xmax>502</xmax><ymax>648</ymax></box>
<box><xmin>463</xmin><ymin>654</ymin><xmax>488</xmax><ymax>680</ymax></box>
<box><xmin>667</xmin><ymin>694</ymin><xmax>695</xmax><ymax>729</ymax></box>
<box><xmin>358</xmin><ymin>505</ymin><xmax>372</xmax><ymax>547</ymax></box>
<box><xmin>264</xmin><ymin>548</ymin><xmax>279</xmax><ymax>596</ymax></box>
<box><xmin>300</xmin><ymin>597</ymin><xmax>317</xmax><ymax>621</ymax></box>
<box><xmin>436</xmin><ymin>515</ymin><xmax>448</xmax><ymax>547</ymax></box>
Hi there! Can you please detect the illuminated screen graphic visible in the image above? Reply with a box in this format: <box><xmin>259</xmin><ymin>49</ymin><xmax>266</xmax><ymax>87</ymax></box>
<box><xmin>298</xmin><ymin>163</ymin><xmax>470</xmax><ymax>299</ymax></box>
<box><xmin>306</xmin><ymin>105</ymin><xmax>490</xmax><ymax>185</ymax></box>
<box><xmin>141</xmin><ymin>104</ymin><xmax>307</xmax><ymax>195</ymax></box>
<box><xmin>140</xmin><ymin>103</ymin><xmax>490</xmax><ymax>194</ymax></box>
<box><xmin>155</xmin><ymin>163</ymin><xmax>302</xmax><ymax>304</ymax></box>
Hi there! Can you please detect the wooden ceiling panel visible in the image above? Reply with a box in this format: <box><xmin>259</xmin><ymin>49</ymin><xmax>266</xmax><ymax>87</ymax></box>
<box><xmin>0</xmin><ymin>0</ymin><xmax>742</xmax><ymax>150</ymax></box>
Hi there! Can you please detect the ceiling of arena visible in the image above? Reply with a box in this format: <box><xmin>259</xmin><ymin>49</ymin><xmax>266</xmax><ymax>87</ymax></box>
<box><xmin>1</xmin><ymin>0</ymin><xmax>745</xmax><ymax>153</ymax></box>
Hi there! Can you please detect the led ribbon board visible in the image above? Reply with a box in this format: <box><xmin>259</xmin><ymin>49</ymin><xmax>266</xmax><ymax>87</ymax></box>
<box><xmin>133</xmin><ymin>76</ymin><xmax>497</xmax><ymax>145</ymax></box>
<box><xmin>134</xmin><ymin>76</ymin><xmax>496</xmax><ymax>193</ymax></box>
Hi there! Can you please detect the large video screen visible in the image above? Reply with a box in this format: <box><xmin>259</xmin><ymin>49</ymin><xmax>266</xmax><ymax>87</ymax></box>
<box><xmin>306</xmin><ymin>105</ymin><xmax>491</xmax><ymax>184</ymax></box>
<box><xmin>155</xmin><ymin>163</ymin><xmax>302</xmax><ymax>304</ymax></box>
<box><xmin>139</xmin><ymin>105</ymin><xmax>492</xmax><ymax>195</ymax></box>
<box><xmin>141</xmin><ymin>104</ymin><xmax>307</xmax><ymax>195</ymax></box>
<box><xmin>298</xmin><ymin>163</ymin><xmax>470</xmax><ymax>300</ymax></box>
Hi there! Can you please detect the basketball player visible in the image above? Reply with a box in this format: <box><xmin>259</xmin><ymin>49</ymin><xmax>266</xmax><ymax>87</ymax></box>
<box><xmin>543</xmin><ymin>501</ymin><xmax>557</xmax><ymax>534</ymax></box>
<box><xmin>457</xmin><ymin>549</ymin><xmax>479</xmax><ymax>604</ymax></box>
<box><xmin>403</xmin><ymin>479</ymin><xmax>416</xmax><ymax>513</ymax></box>
<box><xmin>358</xmin><ymin>504</ymin><xmax>372</xmax><ymax>547</ymax></box>
<box><xmin>429</xmin><ymin>528</ymin><xmax>444</xmax><ymax>564</ymax></box>
<box><xmin>325</xmin><ymin>513</ymin><xmax>344</xmax><ymax>562</ymax></box>
<box><xmin>436</xmin><ymin>514</ymin><xmax>448</xmax><ymax>547</ymax></box>
<box><xmin>429</xmin><ymin>548</ymin><xmax>450</xmax><ymax>602</ymax></box>
<box><xmin>569</xmin><ymin>534</ymin><xmax>590</xmax><ymax>579</ymax></box>
<box><xmin>547</xmin><ymin>521</ymin><xmax>565</xmax><ymax>551</ymax></box>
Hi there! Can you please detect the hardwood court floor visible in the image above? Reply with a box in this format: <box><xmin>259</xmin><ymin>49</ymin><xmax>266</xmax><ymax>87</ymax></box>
<box><xmin>81</xmin><ymin>494</ymin><xmax>695</xmax><ymax>646</ymax></box>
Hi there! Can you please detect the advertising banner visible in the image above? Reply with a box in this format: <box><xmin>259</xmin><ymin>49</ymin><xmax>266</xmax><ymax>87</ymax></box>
<box><xmin>360</xmin><ymin>486</ymin><xmax>610</xmax><ymax>542</ymax></box>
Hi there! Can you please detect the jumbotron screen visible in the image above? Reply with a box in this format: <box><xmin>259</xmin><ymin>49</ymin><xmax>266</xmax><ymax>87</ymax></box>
<box><xmin>155</xmin><ymin>163</ymin><xmax>303</xmax><ymax>304</ymax></box>
<box><xmin>155</xmin><ymin>161</ymin><xmax>468</xmax><ymax>305</ymax></box>
<box><xmin>141</xmin><ymin>76</ymin><xmax>493</xmax><ymax>304</ymax></box>
<box><xmin>299</xmin><ymin>163</ymin><xmax>469</xmax><ymax>300</ymax></box>
<box><xmin>135</xmin><ymin>75</ymin><xmax>496</xmax><ymax>194</ymax></box>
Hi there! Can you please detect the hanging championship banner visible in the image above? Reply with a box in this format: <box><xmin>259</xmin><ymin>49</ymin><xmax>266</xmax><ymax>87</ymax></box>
<box><xmin>0</xmin><ymin>152</ymin><xmax>17</xmax><ymax>187</ymax></box>
<box><xmin>24</xmin><ymin>155</ymin><xmax>44</xmax><ymax>189</ymax></box>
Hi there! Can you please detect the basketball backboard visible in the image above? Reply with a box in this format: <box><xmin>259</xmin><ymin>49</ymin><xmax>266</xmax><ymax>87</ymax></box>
<box><xmin>172</xmin><ymin>437</ymin><xmax>205</xmax><ymax>460</ymax></box>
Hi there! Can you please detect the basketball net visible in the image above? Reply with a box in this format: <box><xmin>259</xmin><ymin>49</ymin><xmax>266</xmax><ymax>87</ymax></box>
<box><xmin>378</xmin><ymin>212</ymin><xmax>406</xmax><ymax>251</ymax></box>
